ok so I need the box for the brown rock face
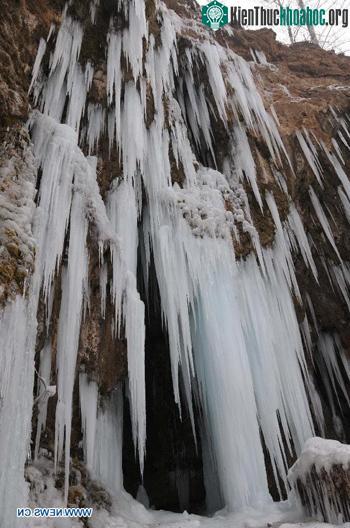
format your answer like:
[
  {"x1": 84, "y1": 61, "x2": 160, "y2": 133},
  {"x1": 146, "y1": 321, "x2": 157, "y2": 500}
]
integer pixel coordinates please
[
  {"x1": 0, "y1": 0, "x2": 64, "y2": 305},
  {"x1": 0, "y1": 0, "x2": 63, "y2": 128},
  {"x1": 0, "y1": 126, "x2": 36, "y2": 305},
  {"x1": 295, "y1": 464, "x2": 350, "y2": 522},
  {"x1": 79, "y1": 245, "x2": 127, "y2": 392}
]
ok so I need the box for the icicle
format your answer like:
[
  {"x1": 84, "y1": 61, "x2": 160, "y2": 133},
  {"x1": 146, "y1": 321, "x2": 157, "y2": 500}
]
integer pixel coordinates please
[
  {"x1": 226, "y1": 52, "x2": 289, "y2": 166},
  {"x1": 338, "y1": 186, "x2": 350, "y2": 224},
  {"x1": 107, "y1": 32, "x2": 122, "y2": 145},
  {"x1": 286, "y1": 204, "x2": 318, "y2": 281},
  {"x1": 0, "y1": 298, "x2": 34, "y2": 527},
  {"x1": 266, "y1": 192, "x2": 301, "y2": 298},
  {"x1": 323, "y1": 144, "x2": 350, "y2": 202},
  {"x1": 191, "y1": 244, "x2": 271, "y2": 510},
  {"x1": 331, "y1": 138, "x2": 345, "y2": 164},
  {"x1": 317, "y1": 333, "x2": 350, "y2": 414},
  {"x1": 296, "y1": 130, "x2": 323, "y2": 186},
  {"x1": 143, "y1": 165, "x2": 314, "y2": 508},
  {"x1": 121, "y1": 83, "x2": 146, "y2": 191},
  {"x1": 34, "y1": 342, "x2": 53, "y2": 460},
  {"x1": 54, "y1": 186, "x2": 89, "y2": 502},
  {"x1": 79, "y1": 373, "x2": 98, "y2": 472},
  {"x1": 93, "y1": 389, "x2": 123, "y2": 495},
  {"x1": 237, "y1": 251, "x2": 314, "y2": 495},
  {"x1": 24, "y1": 0, "x2": 337, "y2": 516},
  {"x1": 201, "y1": 428, "x2": 223, "y2": 513},
  {"x1": 183, "y1": 76, "x2": 215, "y2": 160},
  {"x1": 309, "y1": 186, "x2": 342, "y2": 262},
  {"x1": 66, "y1": 64, "x2": 89, "y2": 132},
  {"x1": 122, "y1": 0, "x2": 148, "y2": 81},
  {"x1": 38, "y1": 17, "x2": 84, "y2": 122},
  {"x1": 233, "y1": 126, "x2": 263, "y2": 210},
  {"x1": 29, "y1": 38, "x2": 47, "y2": 94},
  {"x1": 108, "y1": 180, "x2": 146, "y2": 472},
  {"x1": 100, "y1": 263, "x2": 108, "y2": 319},
  {"x1": 330, "y1": 262, "x2": 350, "y2": 310},
  {"x1": 199, "y1": 42, "x2": 227, "y2": 122},
  {"x1": 90, "y1": 0, "x2": 100, "y2": 24},
  {"x1": 86, "y1": 104, "x2": 106, "y2": 154},
  {"x1": 168, "y1": 100, "x2": 197, "y2": 187},
  {"x1": 124, "y1": 273, "x2": 146, "y2": 471},
  {"x1": 30, "y1": 113, "x2": 78, "y2": 301}
]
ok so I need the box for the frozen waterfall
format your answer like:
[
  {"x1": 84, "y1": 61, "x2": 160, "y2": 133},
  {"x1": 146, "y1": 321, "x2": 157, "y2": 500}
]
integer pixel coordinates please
[{"x1": 1, "y1": 0, "x2": 350, "y2": 526}]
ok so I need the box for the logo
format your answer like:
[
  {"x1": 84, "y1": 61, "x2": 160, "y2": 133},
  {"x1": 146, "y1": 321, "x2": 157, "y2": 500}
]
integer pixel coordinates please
[{"x1": 202, "y1": 1, "x2": 229, "y2": 31}]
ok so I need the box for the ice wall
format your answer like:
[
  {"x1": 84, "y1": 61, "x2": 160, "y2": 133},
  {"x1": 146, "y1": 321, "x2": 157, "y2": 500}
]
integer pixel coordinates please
[{"x1": 2, "y1": 0, "x2": 350, "y2": 522}]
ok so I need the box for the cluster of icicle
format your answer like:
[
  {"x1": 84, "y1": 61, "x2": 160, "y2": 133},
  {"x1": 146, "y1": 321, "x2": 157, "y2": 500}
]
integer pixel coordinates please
[{"x1": 1, "y1": 0, "x2": 350, "y2": 526}]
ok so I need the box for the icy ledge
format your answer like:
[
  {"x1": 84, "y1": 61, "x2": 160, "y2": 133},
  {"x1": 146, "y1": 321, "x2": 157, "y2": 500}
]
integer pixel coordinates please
[{"x1": 289, "y1": 437, "x2": 350, "y2": 524}]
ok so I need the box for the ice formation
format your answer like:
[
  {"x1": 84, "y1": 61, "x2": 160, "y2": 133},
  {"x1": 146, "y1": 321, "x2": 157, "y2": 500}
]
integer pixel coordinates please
[
  {"x1": 289, "y1": 437, "x2": 350, "y2": 523},
  {"x1": 2, "y1": 0, "x2": 350, "y2": 526}
]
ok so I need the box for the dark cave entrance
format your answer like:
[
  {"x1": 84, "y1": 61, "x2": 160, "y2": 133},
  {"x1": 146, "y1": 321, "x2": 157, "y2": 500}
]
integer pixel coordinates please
[{"x1": 122, "y1": 255, "x2": 206, "y2": 514}]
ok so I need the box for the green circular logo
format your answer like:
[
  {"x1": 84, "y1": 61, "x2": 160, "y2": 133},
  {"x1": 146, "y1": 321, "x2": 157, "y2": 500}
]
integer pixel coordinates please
[{"x1": 202, "y1": 1, "x2": 229, "y2": 31}]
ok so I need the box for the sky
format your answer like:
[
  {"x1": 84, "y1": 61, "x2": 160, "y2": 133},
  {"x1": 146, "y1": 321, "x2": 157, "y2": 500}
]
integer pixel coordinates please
[{"x1": 195, "y1": 0, "x2": 350, "y2": 54}]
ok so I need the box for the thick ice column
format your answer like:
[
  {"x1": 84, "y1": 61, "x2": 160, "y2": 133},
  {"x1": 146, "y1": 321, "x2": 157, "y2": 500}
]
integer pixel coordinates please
[
  {"x1": 79, "y1": 373, "x2": 99, "y2": 472},
  {"x1": 30, "y1": 114, "x2": 79, "y2": 302},
  {"x1": 0, "y1": 299, "x2": 34, "y2": 528},
  {"x1": 93, "y1": 388, "x2": 124, "y2": 495},
  {"x1": 108, "y1": 181, "x2": 146, "y2": 472},
  {"x1": 54, "y1": 189, "x2": 89, "y2": 502},
  {"x1": 192, "y1": 242, "x2": 270, "y2": 511},
  {"x1": 237, "y1": 252, "x2": 314, "y2": 494}
]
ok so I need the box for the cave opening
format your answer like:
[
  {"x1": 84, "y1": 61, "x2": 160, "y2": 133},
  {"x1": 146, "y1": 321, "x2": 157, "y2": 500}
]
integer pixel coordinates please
[{"x1": 122, "y1": 251, "x2": 206, "y2": 514}]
